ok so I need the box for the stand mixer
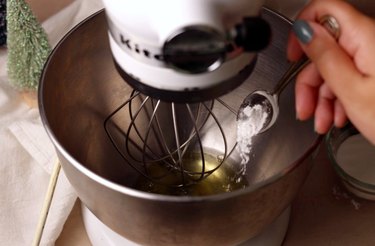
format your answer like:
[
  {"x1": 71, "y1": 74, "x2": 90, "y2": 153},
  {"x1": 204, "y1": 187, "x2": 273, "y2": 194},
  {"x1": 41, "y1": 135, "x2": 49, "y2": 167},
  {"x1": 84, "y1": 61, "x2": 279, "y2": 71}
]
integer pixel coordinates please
[
  {"x1": 39, "y1": 0, "x2": 322, "y2": 245},
  {"x1": 101, "y1": 0, "x2": 272, "y2": 189}
]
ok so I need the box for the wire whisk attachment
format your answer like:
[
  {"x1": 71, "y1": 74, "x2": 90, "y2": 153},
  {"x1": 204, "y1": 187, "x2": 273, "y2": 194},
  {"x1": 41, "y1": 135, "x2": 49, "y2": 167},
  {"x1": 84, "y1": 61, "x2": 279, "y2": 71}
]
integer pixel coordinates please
[{"x1": 104, "y1": 90, "x2": 236, "y2": 188}]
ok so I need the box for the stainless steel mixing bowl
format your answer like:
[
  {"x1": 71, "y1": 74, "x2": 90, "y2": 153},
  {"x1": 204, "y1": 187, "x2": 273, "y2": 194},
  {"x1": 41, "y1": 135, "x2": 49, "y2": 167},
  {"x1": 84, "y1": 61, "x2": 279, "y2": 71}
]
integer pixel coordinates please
[{"x1": 39, "y1": 9, "x2": 321, "y2": 246}]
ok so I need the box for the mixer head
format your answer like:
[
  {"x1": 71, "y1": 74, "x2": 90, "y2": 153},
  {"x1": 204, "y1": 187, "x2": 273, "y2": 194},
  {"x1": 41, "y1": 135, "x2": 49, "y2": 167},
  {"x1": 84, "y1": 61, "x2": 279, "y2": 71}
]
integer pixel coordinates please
[{"x1": 103, "y1": 0, "x2": 271, "y2": 103}]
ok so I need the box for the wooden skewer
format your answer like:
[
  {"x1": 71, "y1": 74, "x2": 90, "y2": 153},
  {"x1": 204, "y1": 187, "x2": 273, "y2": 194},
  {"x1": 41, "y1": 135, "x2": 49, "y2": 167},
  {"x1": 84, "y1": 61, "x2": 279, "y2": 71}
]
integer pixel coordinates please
[{"x1": 32, "y1": 160, "x2": 61, "y2": 246}]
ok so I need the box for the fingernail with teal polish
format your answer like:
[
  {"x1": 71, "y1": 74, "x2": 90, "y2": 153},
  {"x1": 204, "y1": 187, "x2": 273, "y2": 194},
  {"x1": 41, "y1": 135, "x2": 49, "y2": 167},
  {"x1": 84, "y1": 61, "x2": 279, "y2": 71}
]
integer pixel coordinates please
[{"x1": 293, "y1": 20, "x2": 314, "y2": 44}]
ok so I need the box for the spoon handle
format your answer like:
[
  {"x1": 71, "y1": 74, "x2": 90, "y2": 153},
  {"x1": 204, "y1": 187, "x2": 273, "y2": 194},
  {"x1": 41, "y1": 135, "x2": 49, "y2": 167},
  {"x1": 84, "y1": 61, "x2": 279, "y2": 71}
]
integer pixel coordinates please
[{"x1": 272, "y1": 56, "x2": 310, "y2": 96}]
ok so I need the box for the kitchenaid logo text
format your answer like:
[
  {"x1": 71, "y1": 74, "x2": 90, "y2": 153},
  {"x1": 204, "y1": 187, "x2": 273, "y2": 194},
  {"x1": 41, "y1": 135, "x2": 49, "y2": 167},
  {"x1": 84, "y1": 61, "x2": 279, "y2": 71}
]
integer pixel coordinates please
[{"x1": 120, "y1": 34, "x2": 165, "y2": 61}]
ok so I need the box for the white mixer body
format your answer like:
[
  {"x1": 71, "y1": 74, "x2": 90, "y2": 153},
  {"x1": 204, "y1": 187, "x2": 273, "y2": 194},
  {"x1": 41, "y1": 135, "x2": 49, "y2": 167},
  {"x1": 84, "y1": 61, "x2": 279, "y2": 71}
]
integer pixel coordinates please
[{"x1": 102, "y1": 0, "x2": 268, "y2": 101}]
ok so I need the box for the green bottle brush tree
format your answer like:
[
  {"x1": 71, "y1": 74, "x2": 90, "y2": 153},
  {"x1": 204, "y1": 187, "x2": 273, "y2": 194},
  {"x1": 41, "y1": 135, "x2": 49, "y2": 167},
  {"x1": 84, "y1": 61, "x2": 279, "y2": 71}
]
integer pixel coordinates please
[{"x1": 6, "y1": 0, "x2": 51, "y2": 106}]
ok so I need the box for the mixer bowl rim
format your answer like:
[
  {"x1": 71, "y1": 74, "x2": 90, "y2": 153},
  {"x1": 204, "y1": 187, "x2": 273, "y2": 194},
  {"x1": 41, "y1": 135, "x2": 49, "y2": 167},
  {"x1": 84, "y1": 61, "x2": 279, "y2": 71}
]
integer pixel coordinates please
[{"x1": 38, "y1": 9, "x2": 322, "y2": 202}]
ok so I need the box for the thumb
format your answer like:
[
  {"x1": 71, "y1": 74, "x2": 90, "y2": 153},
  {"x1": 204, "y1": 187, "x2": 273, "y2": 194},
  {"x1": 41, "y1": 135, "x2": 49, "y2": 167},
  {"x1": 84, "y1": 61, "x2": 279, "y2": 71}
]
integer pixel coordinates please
[{"x1": 292, "y1": 19, "x2": 362, "y2": 100}]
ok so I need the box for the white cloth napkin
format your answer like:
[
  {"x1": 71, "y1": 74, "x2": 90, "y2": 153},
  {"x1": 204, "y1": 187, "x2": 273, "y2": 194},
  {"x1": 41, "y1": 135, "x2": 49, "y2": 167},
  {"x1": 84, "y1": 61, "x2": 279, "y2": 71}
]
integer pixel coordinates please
[{"x1": 0, "y1": 1, "x2": 103, "y2": 245}]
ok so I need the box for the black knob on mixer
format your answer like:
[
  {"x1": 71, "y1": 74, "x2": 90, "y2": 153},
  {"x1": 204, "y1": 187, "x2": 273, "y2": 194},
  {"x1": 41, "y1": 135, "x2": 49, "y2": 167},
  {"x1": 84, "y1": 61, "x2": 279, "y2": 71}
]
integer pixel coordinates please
[
  {"x1": 234, "y1": 17, "x2": 271, "y2": 52},
  {"x1": 162, "y1": 18, "x2": 271, "y2": 74},
  {"x1": 163, "y1": 27, "x2": 227, "y2": 74}
]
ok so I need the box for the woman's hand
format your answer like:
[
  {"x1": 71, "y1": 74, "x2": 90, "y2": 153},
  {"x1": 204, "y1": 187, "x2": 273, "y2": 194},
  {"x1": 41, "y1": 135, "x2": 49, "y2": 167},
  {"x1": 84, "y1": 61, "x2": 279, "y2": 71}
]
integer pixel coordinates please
[{"x1": 287, "y1": 0, "x2": 375, "y2": 145}]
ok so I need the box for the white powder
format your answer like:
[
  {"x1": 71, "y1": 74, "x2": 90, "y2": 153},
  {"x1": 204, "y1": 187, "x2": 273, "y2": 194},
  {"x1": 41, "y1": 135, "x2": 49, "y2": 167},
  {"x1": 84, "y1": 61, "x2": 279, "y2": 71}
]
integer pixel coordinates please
[
  {"x1": 236, "y1": 104, "x2": 269, "y2": 172},
  {"x1": 332, "y1": 185, "x2": 361, "y2": 210}
]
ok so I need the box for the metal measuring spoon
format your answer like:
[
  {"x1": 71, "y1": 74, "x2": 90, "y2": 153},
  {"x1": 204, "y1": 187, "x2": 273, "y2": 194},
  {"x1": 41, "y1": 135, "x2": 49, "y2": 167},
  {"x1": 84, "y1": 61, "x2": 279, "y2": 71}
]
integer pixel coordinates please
[
  {"x1": 238, "y1": 14, "x2": 341, "y2": 133},
  {"x1": 237, "y1": 56, "x2": 310, "y2": 133}
]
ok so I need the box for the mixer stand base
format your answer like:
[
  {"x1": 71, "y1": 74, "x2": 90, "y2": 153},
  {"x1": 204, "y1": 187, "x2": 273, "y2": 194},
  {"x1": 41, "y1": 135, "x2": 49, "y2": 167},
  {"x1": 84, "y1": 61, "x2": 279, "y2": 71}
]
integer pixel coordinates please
[{"x1": 82, "y1": 204, "x2": 290, "y2": 246}]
